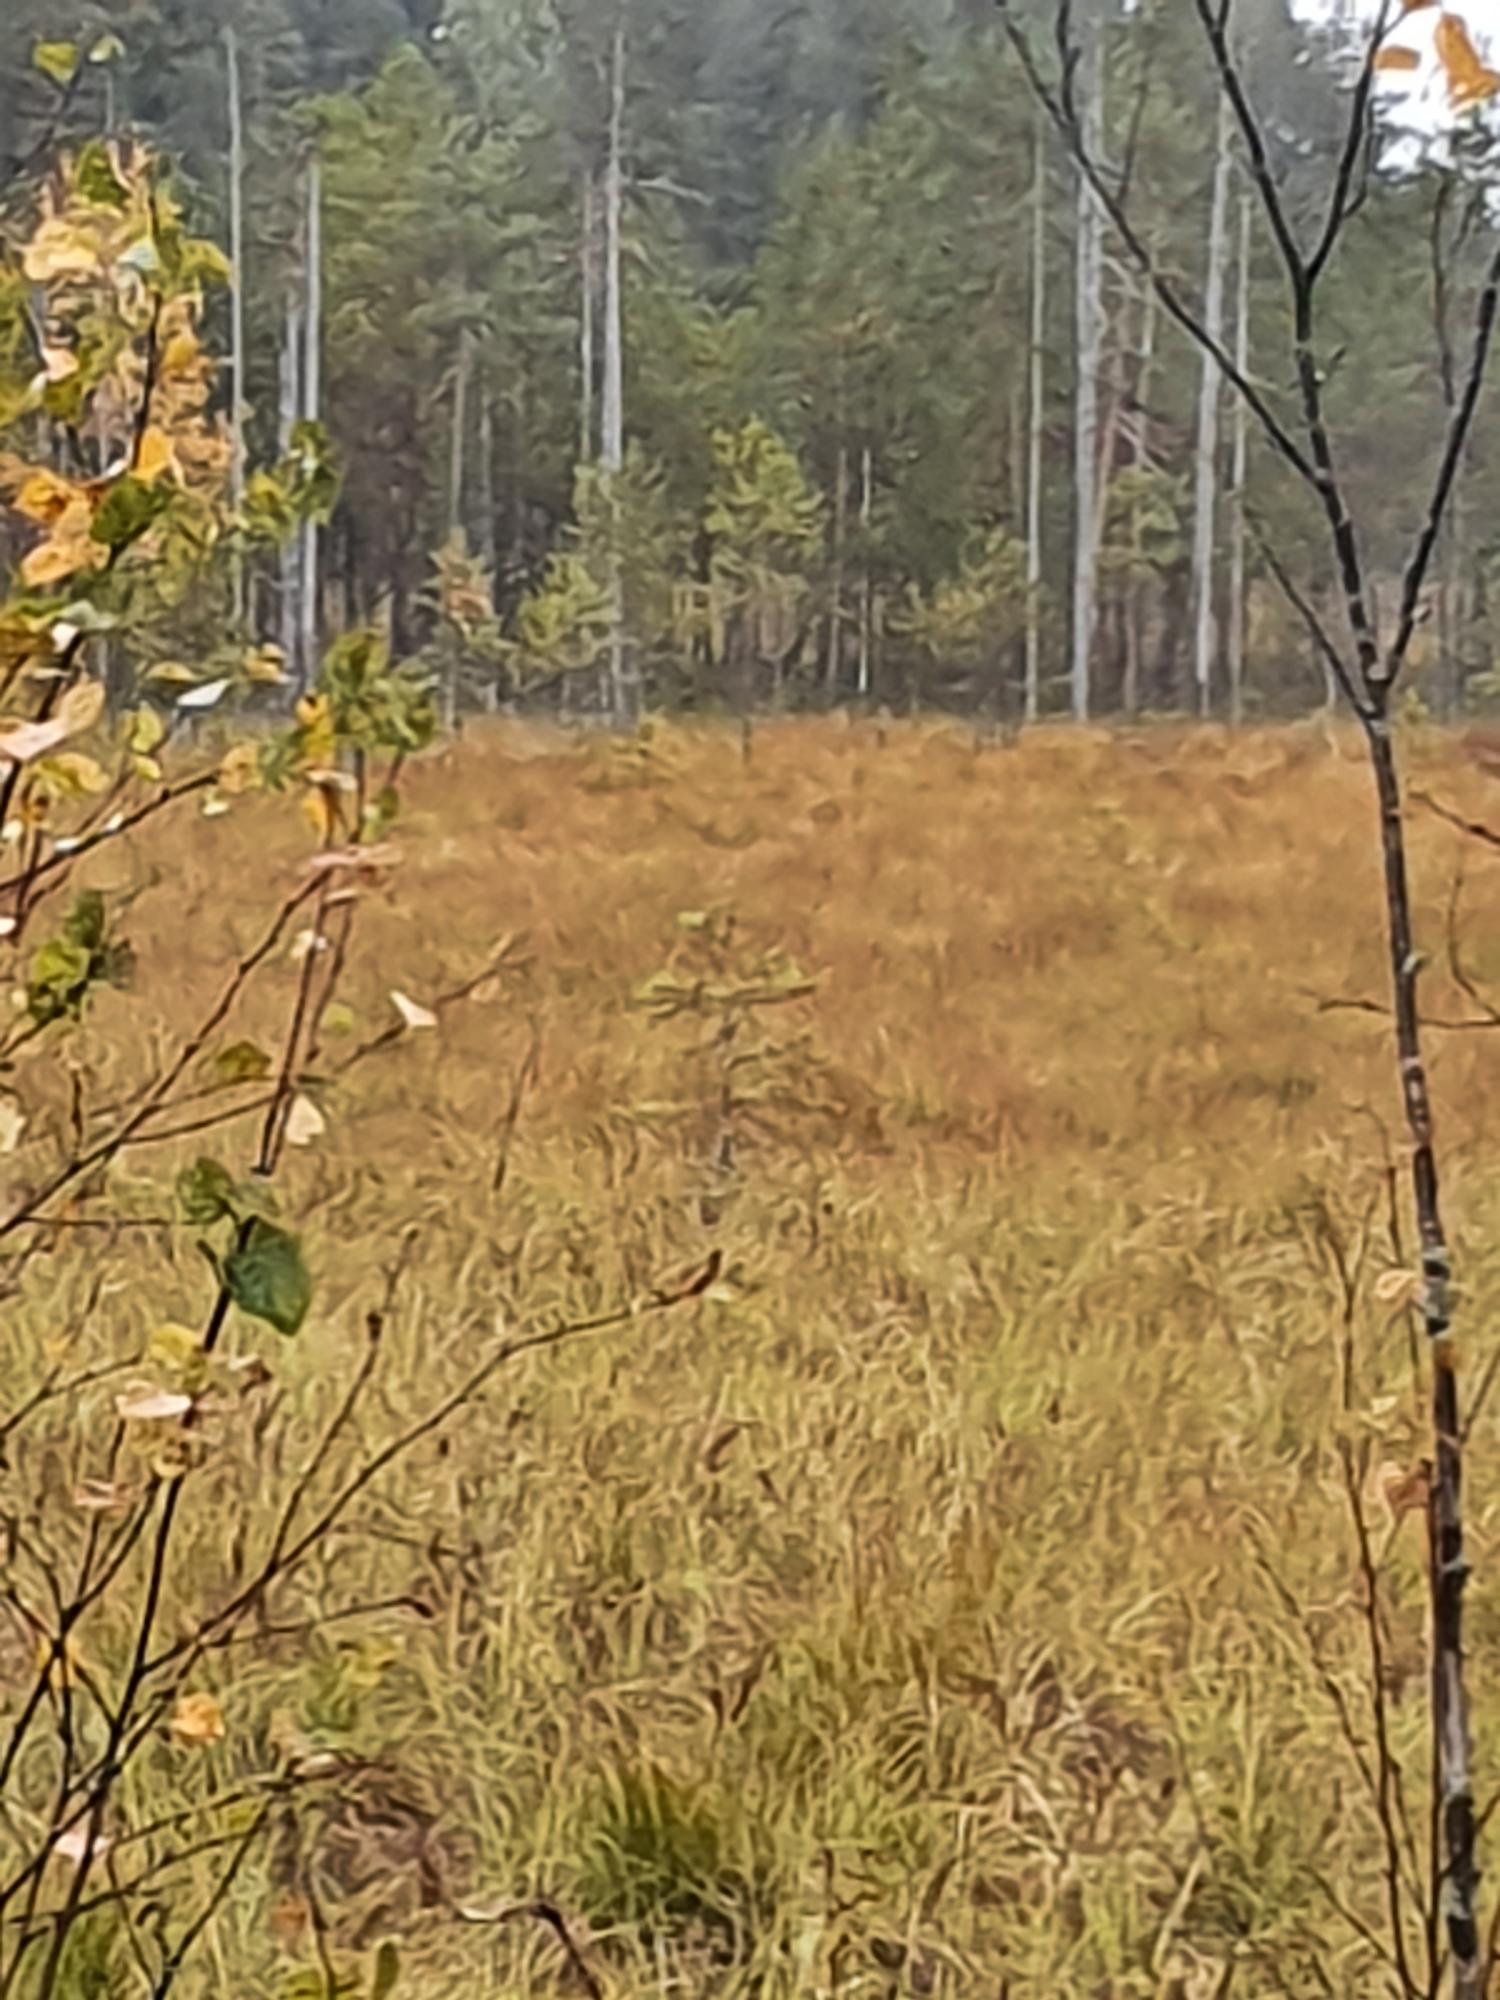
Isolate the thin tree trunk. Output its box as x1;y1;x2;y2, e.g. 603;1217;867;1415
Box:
298;150;322;691
444;334;469;736
449;329;470;543
278;297;302;677
858;446;873;701
1071;17;1104;724
1091;265;1131;566
1364;711;1479;1996
1126;277;1157;718
1192;99;1233;721
602;20;632;728
1026;102;1046;726
1228;190;1251;727
580;171;596;466
225;26;247;630
479;374;499;711
828;439;847;700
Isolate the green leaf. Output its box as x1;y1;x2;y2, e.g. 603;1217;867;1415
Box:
75;141;129;211
63;891;106;953
91;476;170;553
32;41;80;86
371;1941;401;2000
211;1040;272;1086
176;1157;238;1228
26;938;91;1026
25;892;130;1026
225;1218;312;1338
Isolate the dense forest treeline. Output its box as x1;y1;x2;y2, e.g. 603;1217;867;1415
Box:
2;0;1498;723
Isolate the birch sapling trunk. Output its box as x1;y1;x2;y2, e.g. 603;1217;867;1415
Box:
1071;18;1104;723
580;170;596;466
1026;103;1046;726
479;380;500;711
298;150;323;694
1228;191;1251;726
225;26;247;631
278;296;302;679
1000;21;1495;1960
602;22;632;729
445;332;471;732
1125;278;1157;717
1192;98;1233;722
1091;265;1129;560
1365;704;1480;1991
449;330;470;541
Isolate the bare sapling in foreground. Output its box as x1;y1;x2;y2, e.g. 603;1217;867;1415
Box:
999;2;1500;1992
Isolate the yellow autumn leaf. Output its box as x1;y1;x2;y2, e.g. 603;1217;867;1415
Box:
170;1691;226;1748
1436;9;1500;106
58;678;105;736
14;468;84;528
127;707;167;756
242;644;287;686
218;742;261;796
159;331;201;378
22;218;100;285
300;786;339;843
22;498;108;588
134;426;179;486
34;752;107;798
148;1322;202;1369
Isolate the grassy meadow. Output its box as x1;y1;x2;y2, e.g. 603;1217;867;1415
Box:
13;715;1500;1998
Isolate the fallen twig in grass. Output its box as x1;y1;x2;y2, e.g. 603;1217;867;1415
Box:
456;1897;604;2000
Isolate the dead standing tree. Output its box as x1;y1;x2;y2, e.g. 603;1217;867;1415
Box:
998;1;1500;1993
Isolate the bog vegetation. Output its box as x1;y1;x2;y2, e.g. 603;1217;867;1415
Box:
13;712;1500;1998
9;3;1500;1998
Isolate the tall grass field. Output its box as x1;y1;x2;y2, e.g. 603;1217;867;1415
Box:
9;716;1500;1998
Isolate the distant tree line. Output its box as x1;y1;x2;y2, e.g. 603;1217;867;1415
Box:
3;0;1498;724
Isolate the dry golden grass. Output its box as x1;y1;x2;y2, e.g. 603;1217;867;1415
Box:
13;715;1500;1997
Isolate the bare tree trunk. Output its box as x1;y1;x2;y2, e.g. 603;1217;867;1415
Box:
1125;277;1157;718
225;26;247;631
602;21;632;728
1071;17;1104;724
858;447;873;701
278;296;302;679
1228;189;1251;726
478;372;500;712
298;151;322;692
997;11;1500;1983
1026;103;1046;725
580;171;596;466
449;329;470;542
1192;97;1233;721
828;439;847;700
